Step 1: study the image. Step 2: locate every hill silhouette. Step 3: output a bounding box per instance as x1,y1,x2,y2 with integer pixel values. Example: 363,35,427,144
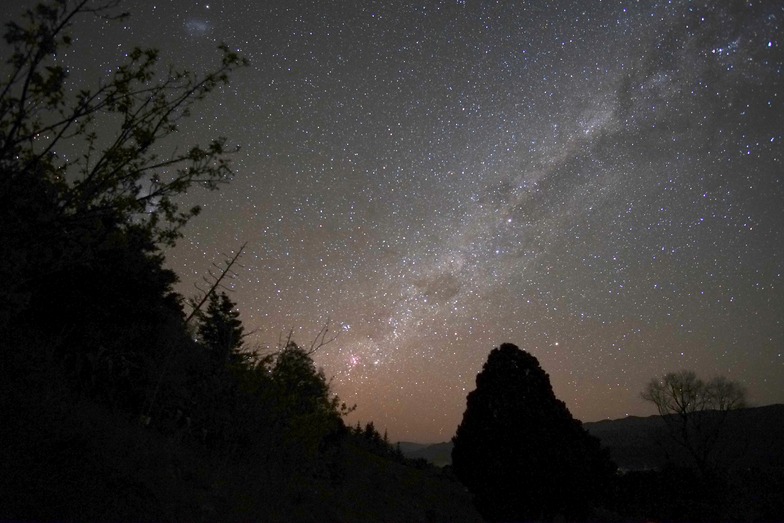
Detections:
402,404,784,472
399,441,454,467
585,403,784,471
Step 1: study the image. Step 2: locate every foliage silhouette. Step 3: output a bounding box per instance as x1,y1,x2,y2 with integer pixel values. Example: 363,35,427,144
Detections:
197,291,246,368
0,3,522,521
452,343,616,522
349,421,406,462
0,0,247,334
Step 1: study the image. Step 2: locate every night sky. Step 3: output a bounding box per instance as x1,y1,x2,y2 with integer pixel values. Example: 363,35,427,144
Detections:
24,0,784,442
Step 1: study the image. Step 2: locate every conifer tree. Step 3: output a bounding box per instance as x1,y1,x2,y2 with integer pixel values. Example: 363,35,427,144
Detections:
452,343,615,522
197,291,245,368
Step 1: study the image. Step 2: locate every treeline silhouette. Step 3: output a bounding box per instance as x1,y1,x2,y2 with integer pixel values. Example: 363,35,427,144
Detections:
2,283,478,521
0,2,478,521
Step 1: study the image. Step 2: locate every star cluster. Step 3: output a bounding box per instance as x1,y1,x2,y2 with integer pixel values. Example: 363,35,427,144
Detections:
41,0,784,441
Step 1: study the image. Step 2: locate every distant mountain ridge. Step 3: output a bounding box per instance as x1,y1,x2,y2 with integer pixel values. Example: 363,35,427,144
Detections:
398,441,453,467
585,403,784,471
399,404,784,470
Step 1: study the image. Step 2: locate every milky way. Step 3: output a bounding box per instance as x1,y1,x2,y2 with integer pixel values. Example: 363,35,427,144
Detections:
37,0,784,441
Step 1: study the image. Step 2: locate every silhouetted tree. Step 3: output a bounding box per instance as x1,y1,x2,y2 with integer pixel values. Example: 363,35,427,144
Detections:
0,0,246,332
346,421,404,461
0,0,246,413
642,370,747,475
271,341,343,419
197,291,245,368
452,343,616,522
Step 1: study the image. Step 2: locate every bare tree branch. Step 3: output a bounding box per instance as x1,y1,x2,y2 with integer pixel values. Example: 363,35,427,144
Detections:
641,370,747,475
307,319,339,355
185,241,247,324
